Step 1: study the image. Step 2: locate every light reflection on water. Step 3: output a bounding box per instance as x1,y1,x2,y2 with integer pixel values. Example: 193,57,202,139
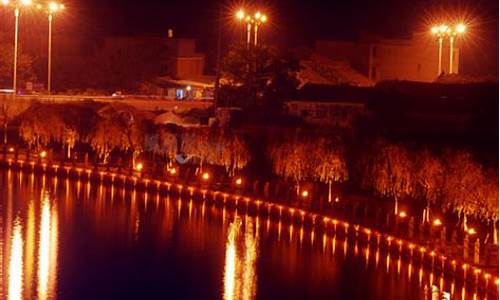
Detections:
0,170,490,300
2,177,59,300
223,216,259,300
9,218,23,300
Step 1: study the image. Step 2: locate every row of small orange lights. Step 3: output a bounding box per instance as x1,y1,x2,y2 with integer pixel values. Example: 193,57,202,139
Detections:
3,155,499,290
398,210,477,236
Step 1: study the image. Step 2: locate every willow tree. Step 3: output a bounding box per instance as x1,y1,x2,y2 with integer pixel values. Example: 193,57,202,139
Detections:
482,173,499,244
87,117,125,164
227,134,250,176
214,132,249,176
158,128,178,165
414,149,445,223
312,138,348,202
62,127,79,159
181,129,210,171
0,96,13,144
96,103,148,167
270,137,311,195
18,104,66,151
442,151,484,230
363,141,414,215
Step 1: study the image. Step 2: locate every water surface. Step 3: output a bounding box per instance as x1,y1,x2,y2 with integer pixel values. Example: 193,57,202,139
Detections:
0,170,478,299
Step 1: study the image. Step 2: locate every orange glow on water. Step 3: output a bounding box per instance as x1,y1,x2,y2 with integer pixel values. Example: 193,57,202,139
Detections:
223,217,258,300
9,219,23,300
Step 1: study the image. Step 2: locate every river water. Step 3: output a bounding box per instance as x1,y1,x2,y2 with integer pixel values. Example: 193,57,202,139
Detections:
0,170,482,299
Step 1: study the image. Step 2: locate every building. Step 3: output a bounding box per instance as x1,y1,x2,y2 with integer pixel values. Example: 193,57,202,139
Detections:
165,38,206,78
285,85,371,128
155,34,215,100
298,54,374,87
315,33,459,82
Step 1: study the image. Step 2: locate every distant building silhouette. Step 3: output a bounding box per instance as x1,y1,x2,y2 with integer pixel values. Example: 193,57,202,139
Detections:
315,32,460,82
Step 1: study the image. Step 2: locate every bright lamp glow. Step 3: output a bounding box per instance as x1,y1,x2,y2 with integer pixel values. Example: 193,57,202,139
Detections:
20,0,31,6
49,2,59,12
255,11,261,19
439,24,448,33
236,9,244,20
261,15,267,23
1,0,9,6
456,23,466,34
433,218,442,226
431,26,439,34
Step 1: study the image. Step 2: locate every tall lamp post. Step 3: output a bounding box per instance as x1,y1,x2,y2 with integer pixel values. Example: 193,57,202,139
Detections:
449,23,466,74
236,9,268,46
431,23,466,76
253,11,267,45
42,1,64,94
2,0,32,95
431,24,448,76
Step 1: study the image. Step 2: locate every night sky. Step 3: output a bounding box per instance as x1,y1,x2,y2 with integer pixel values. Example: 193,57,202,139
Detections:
5,0,500,76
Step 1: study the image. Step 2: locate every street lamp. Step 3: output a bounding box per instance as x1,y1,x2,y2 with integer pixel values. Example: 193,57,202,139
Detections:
448,23,466,74
253,11,267,45
2,0,32,95
39,1,64,94
431,23,466,75
431,24,448,76
235,9,268,46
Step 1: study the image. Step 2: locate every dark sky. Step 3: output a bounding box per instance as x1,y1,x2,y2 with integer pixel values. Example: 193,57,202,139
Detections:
7,0,500,76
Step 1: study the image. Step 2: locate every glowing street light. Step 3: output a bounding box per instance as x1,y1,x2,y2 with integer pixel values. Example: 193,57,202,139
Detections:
252,11,267,45
398,211,407,218
40,150,47,158
2,0,33,95
431,24,448,76
202,172,210,181
45,2,64,94
301,190,309,198
236,9,245,20
448,23,466,74
135,162,143,172
456,23,466,34
235,177,243,186
431,22,466,75
235,9,268,46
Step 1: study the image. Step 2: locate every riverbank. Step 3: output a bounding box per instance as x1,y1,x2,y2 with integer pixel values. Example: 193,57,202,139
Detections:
0,155,497,297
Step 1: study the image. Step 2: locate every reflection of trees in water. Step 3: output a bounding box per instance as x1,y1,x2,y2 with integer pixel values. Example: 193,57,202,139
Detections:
223,216,259,300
